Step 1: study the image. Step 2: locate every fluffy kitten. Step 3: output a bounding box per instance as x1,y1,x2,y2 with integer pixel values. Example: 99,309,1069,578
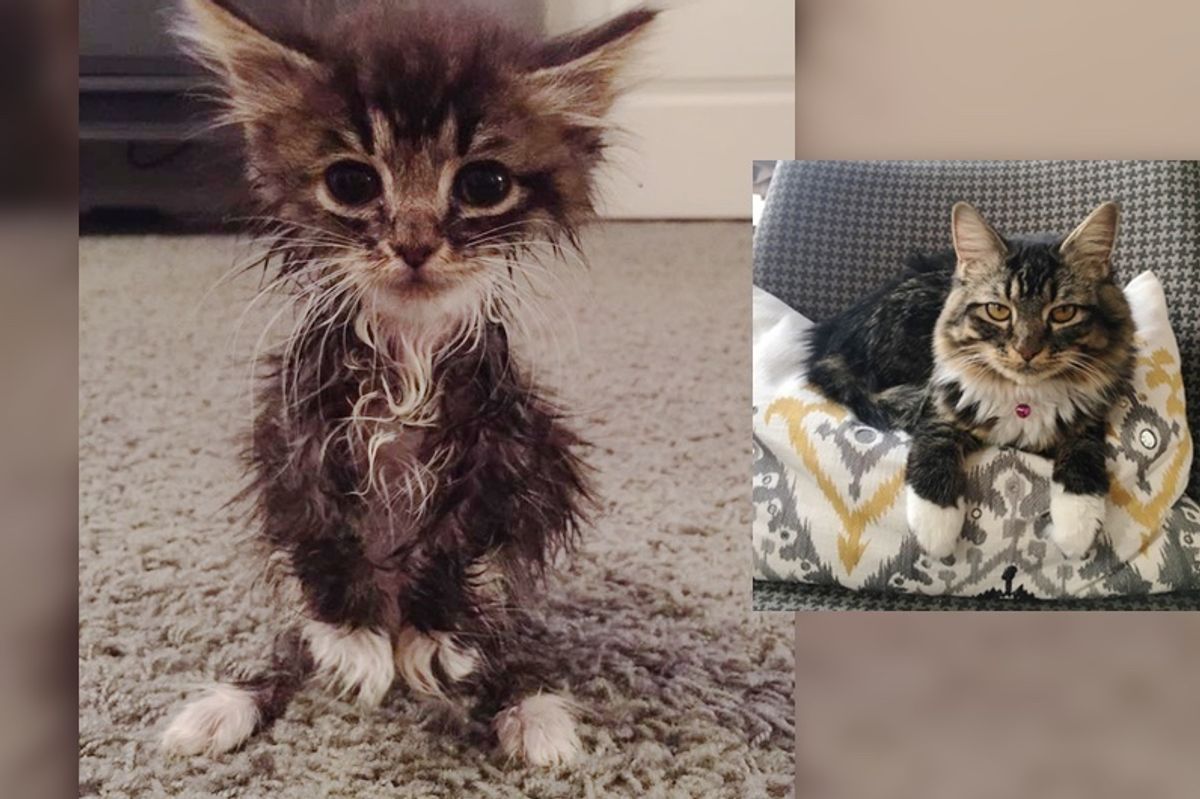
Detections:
160,0,654,766
806,201,1134,559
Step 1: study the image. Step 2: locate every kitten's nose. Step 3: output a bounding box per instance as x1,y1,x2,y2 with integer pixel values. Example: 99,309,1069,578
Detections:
395,243,436,269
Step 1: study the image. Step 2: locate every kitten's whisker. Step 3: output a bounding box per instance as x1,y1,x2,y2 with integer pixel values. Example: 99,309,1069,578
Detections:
481,242,589,279
201,227,358,318
479,258,578,382
233,215,362,248
301,280,371,411
228,260,357,357
280,273,365,414
459,219,547,246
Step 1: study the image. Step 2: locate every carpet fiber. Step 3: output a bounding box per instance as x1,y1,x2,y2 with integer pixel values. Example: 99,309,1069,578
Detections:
79,223,792,798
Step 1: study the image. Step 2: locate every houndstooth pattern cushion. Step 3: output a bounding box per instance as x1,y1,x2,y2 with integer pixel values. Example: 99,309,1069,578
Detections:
753,160,1200,498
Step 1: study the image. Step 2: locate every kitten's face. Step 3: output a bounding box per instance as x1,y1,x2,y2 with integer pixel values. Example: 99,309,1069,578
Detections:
935,202,1133,388
179,0,654,330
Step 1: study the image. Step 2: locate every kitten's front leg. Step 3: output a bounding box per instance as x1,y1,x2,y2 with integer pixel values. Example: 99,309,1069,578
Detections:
495,693,582,767
161,536,397,758
476,652,582,767
1049,417,1109,558
905,421,978,558
393,625,482,697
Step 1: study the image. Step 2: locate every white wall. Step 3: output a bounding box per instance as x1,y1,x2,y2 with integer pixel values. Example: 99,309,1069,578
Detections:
548,0,795,220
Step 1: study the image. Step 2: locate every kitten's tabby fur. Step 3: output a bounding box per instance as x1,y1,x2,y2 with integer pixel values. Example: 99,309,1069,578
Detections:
806,202,1134,559
160,0,654,766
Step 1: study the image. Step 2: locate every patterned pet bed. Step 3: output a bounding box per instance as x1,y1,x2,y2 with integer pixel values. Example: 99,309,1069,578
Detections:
751,160,1200,603
752,276,1199,599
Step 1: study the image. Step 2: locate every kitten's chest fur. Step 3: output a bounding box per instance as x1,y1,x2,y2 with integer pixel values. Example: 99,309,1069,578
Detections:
351,394,433,489
252,320,589,628
933,364,1094,453
351,406,435,542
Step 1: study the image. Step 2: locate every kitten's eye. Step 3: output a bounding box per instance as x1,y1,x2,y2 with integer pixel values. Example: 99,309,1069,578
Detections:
454,161,512,208
1050,304,1078,324
324,160,381,206
984,303,1011,322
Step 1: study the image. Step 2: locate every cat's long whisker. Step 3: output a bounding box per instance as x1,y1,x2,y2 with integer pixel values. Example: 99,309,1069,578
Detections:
477,259,577,383
232,264,349,424
199,226,358,321
298,279,373,412
479,257,573,315
477,252,580,307
233,215,362,248
480,250,581,308
484,243,590,284
461,226,586,268
246,289,309,418
228,257,359,358
261,259,360,376
197,248,271,311
459,218,551,247
1060,354,1117,395
279,272,365,414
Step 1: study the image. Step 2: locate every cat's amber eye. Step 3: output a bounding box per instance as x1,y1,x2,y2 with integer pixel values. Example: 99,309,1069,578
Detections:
324,160,382,206
984,303,1011,322
1049,304,1078,324
454,161,512,208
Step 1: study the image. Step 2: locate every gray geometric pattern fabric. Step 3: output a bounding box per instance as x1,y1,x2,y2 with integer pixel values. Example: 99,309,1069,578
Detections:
753,160,1200,497
753,398,1200,599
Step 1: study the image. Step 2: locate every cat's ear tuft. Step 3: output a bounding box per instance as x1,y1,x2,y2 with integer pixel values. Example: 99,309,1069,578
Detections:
174,0,318,118
1060,201,1120,279
951,202,1007,271
528,7,658,120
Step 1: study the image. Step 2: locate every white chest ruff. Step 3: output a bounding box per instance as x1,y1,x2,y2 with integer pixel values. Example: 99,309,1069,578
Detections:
933,365,1093,452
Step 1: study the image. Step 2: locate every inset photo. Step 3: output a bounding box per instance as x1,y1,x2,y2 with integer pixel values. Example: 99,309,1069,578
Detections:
752,160,1200,611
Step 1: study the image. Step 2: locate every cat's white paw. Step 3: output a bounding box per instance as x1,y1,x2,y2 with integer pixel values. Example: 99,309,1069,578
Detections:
906,486,964,558
395,626,480,697
160,683,259,757
1050,485,1105,558
494,693,582,767
303,620,395,707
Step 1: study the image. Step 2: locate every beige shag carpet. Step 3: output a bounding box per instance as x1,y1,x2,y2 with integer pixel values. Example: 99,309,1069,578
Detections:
79,222,793,798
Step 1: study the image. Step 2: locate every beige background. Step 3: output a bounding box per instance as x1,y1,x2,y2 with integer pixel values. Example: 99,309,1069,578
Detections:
795,0,1200,158
552,0,795,218
795,614,1200,799
791,3,1199,798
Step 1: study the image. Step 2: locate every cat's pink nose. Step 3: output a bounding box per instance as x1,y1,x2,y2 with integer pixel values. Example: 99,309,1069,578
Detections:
396,243,436,269
1016,343,1043,362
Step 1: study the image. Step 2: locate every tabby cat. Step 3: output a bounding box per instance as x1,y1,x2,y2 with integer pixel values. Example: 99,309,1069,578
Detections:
806,201,1134,559
160,0,654,766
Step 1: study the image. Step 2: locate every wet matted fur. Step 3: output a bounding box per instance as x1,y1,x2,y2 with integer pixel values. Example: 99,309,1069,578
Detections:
158,0,658,765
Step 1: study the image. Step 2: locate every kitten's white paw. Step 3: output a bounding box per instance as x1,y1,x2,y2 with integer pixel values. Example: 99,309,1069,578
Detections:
906,486,964,558
1050,486,1105,558
494,693,582,767
395,626,480,697
303,620,395,707
160,684,259,757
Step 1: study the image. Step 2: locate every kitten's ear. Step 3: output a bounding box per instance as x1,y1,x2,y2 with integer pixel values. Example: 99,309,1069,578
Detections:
175,0,318,118
528,7,658,120
1060,201,1120,279
951,202,1007,271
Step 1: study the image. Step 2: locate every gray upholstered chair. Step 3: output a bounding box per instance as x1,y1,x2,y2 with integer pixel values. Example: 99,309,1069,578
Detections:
753,160,1200,610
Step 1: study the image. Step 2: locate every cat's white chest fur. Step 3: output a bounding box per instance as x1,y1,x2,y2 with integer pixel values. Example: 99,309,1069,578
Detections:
933,364,1092,452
